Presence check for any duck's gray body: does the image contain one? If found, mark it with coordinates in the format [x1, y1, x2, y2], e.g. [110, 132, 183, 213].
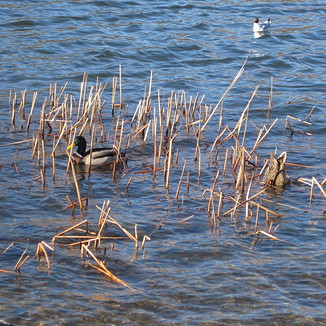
[67, 136, 124, 167]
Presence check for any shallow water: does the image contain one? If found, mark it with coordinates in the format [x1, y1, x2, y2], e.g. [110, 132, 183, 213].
[1, 1, 326, 325]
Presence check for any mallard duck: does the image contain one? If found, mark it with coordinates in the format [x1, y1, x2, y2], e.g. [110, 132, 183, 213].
[67, 136, 124, 166]
[253, 17, 271, 35]
[263, 151, 289, 187]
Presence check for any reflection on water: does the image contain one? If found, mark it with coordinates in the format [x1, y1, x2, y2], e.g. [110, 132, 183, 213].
[0, 0, 326, 325]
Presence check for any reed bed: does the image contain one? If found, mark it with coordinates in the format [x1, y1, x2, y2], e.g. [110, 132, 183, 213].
[2, 201, 139, 289]
[3, 61, 323, 286]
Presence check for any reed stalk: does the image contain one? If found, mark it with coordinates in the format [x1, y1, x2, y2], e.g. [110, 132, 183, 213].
[112, 76, 117, 115]
[249, 118, 278, 155]
[52, 220, 89, 244]
[224, 188, 266, 216]
[96, 205, 137, 243]
[175, 160, 187, 201]
[141, 235, 151, 252]
[10, 92, 17, 126]
[14, 242, 29, 273]
[81, 244, 133, 290]
[165, 133, 177, 191]
[19, 89, 26, 119]
[66, 151, 83, 211]
[200, 52, 250, 132]
[119, 64, 123, 108]
[268, 75, 274, 118]
[35, 242, 53, 271]
[307, 106, 315, 122]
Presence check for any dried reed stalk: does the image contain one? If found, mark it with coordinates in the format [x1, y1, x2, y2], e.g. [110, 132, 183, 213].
[67, 236, 127, 247]
[66, 150, 83, 210]
[268, 75, 274, 117]
[250, 201, 282, 218]
[52, 220, 89, 244]
[64, 197, 88, 210]
[141, 235, 151, 252]
[249, 118, 278, 155]
[235, 147, 246, 193]
[254, 230, 297, 246]
[81, 244, 133, 290]
[307, 106, 315, 122]
[200, 52, 250, 132]
[286, 115, 311, 126]
[19, 89, 26, 118]
[175, 160, 187, 201]
[220, 86, 259, 146]
[223, 188, 266, 216]
[119, 64, 123, 108]
[14, 242, 29, 273]
[312, 177, 326, 197]
[179, 215, 195, 223]
[165, 133, 177, 191]
[95, 205, 137, 243]
[10, 92, 17, 126]
[35, 241, 54, 271]
[152, 113, 158, 178]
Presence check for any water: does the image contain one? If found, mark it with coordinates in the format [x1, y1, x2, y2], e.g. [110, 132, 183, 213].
[1, 1, 326, 325]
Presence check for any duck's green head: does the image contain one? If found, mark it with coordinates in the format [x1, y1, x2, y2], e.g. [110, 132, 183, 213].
[67, 136, 87, 156]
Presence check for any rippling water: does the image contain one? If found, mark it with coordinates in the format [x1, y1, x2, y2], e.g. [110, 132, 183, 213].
[1, 1, 326, 325]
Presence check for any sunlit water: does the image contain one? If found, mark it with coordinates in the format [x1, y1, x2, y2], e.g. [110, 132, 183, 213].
[0, 1, 326, 325]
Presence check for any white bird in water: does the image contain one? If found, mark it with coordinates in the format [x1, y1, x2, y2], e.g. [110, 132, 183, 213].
[253, 17, 271, 37]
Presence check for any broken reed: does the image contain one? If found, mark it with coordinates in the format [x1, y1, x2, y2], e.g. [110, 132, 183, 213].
[4, 200, 141, 288]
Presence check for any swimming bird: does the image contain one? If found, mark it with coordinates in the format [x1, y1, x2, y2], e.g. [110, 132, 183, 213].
[263, 151, 289, 187]
[253, 17, 271, 34]
[67, 136, 125, 166]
